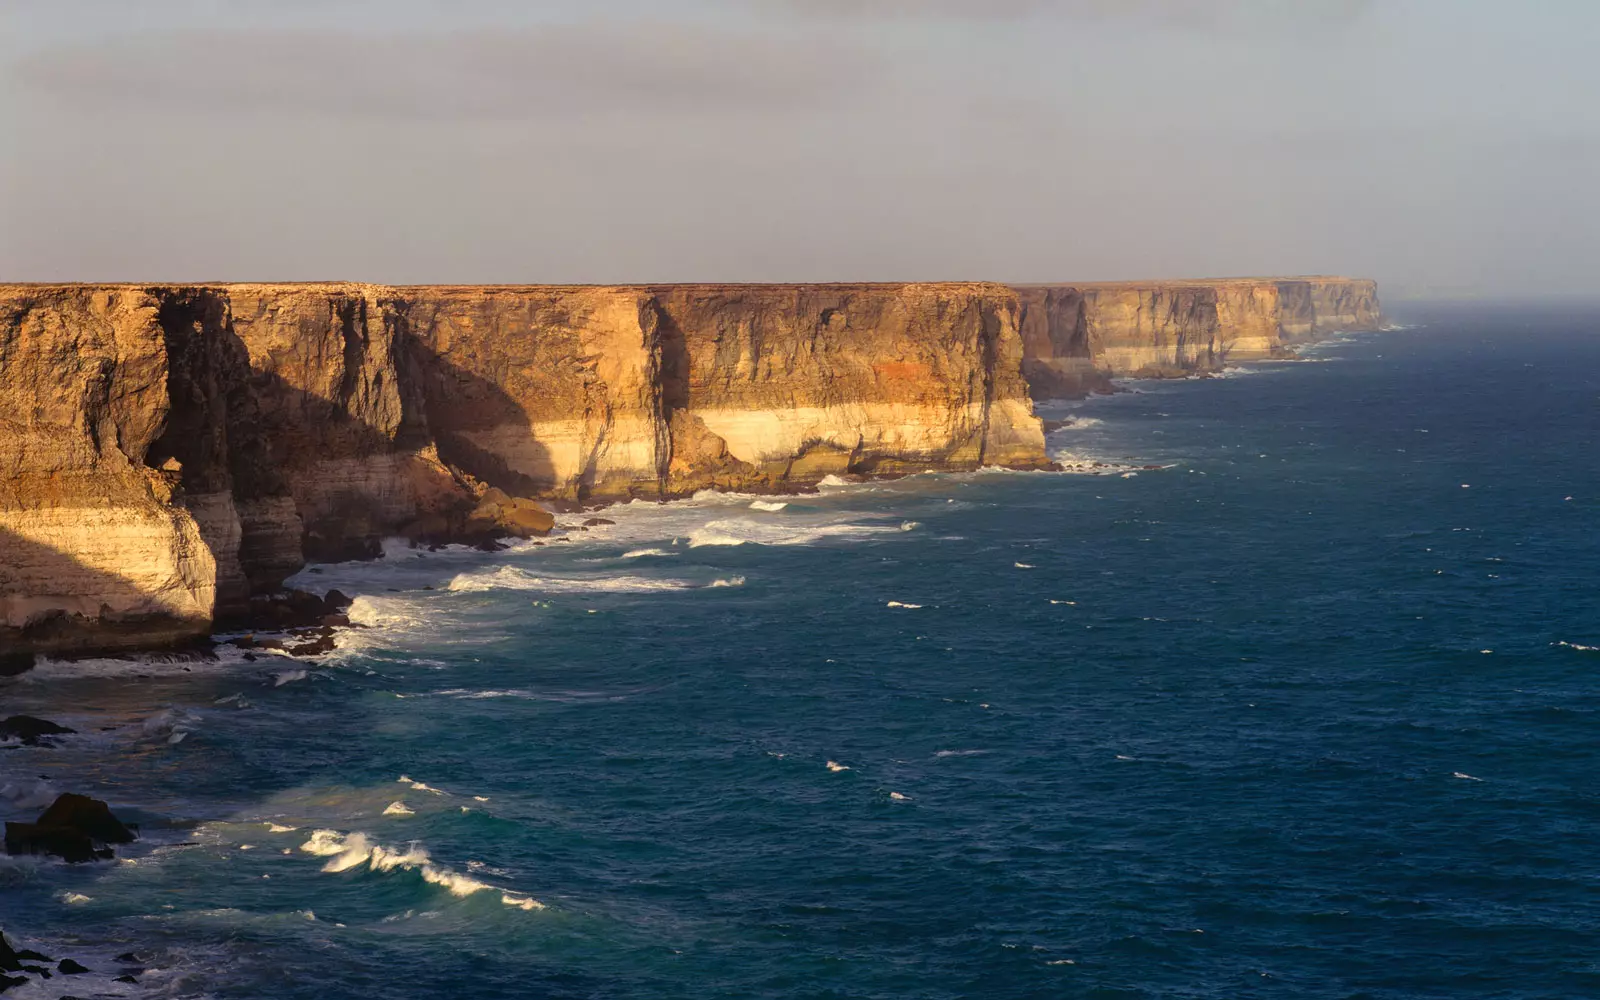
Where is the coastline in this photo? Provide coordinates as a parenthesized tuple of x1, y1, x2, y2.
(3, 319, 1404, 996)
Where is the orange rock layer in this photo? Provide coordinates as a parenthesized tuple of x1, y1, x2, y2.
(0, 277, 1378, 656)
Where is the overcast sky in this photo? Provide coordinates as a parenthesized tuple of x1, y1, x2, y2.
(2, 0, 1596, 297)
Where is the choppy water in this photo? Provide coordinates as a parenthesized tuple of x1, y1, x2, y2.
(4, 304, 1600, 999)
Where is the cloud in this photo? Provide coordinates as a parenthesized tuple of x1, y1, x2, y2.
(12, 21, 882, 121)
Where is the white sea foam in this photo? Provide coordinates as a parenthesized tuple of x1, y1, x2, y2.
(383, 801, 415, 816)
(273, 668, 309, 687)
(622, 548, 677, 559)
(142, 707, 199, 744)
(889, 792, 911, 801)
(266, 823, 298, 833)
(1555, 641, 1599, 652)
(1, 778, 58, 810)
(398, 775, 447, 795)
(749, 500, 789, 511)
(1015, 562, 1035, 569)
(1453, 772, 1483, 781)
(935, 749, 990, 758)
(708, 576, 746, 588)
(687, 517, 904, 548)
(298, 829, 543, 908)
(58, 891, 92, 904)
(447, 566, 699, 594)
(826, 760, 850, 772)
(886, 601, 923, 609)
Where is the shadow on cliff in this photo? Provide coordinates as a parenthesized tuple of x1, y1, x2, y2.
(144, 293, 558, 572)
(403, 340, 556, 500)
(0, 527, 210, 667)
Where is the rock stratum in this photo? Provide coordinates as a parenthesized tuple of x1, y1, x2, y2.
(0, 277, 1378, 658)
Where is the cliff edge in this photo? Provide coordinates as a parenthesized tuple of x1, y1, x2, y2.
(0, 276, 1378, 660)
(1, 281, 1047, 657)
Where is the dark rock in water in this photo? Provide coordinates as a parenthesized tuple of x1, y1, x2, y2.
(0, 652, 33, 677)
(0, 974, 26, 992)
(286, 634, 336, 657)
(4, 822, 111, 863)
(0, 715, 76, 746)
(116, 974, 141, 983)
(57, 959, 90, 974)
(12, 950, 49, 965)
(583, 517, 616, 526)
(17, 965, 46, 977)
(38, 794, 135, 845)
(323, 589, 353, 612)
(5, 792, 135, 862)
(0, 933, 31, 971)
(114, 954, 140, 964)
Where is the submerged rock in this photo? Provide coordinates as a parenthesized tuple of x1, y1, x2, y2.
(0, 716, 76, 747)
(4, 792, 135, 863)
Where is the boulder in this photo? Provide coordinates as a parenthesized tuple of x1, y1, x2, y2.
(4, 793, 135, 863)
(57, 959, 89, 974)
(0, 716, 76, 747)
(39, 792, 137, 843)
(498, 501, 556, 538)
(4, 822, 110, 863)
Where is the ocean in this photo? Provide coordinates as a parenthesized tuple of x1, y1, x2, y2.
(4, 303, 1599, 999)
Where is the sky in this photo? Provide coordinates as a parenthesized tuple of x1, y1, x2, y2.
(1, 0, 1596, 297)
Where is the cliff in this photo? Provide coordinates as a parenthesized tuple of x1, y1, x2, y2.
(1015, 277, 1381, 397)
(0, 281, 1047, 657)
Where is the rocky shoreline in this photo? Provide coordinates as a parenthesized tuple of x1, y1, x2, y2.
(0, 277, 1379, 664)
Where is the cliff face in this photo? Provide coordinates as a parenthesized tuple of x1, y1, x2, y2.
(0, 281, 1046, 656)
(1016, 277, 1381, 397)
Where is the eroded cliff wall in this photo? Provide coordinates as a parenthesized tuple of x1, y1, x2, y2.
(1015, 277, 1381, 398)
(0, 281, 1047, 656)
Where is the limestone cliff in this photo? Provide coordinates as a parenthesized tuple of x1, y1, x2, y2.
(1016, 277, 1381, 398)
(0, 281, 1046, 657)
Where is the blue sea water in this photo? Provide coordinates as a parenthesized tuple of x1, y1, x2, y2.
(4, 304, 1600, 999)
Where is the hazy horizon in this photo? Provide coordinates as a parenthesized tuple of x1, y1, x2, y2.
(2, 0, 1595, 299)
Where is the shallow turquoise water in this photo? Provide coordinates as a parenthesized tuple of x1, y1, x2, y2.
(4, 305, 1600, 998)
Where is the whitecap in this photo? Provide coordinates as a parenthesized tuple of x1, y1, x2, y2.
(1, 778, 58, 810)
(825, 760, 850, 772)
(1555, 641, 1599, 652)
(886, 601, 923, 609)
(1049, 599, 1077, 605)
(383, 801, 415, 817)
(398, 776, 447, 796)
(688, 518, 904, 549)
(1453, 772, 1483, 781)
(266, 823, 298, 833)
(888, 792, 911, 801)
(273, 668, 309, 687)
(448, 566, 698, 594)
(1014, 562, 1035, 569)
(622, 548, 677, 559)
(749, 500, 789, 512)
(708, 576, 746, 588)
(59, 891, 92, 905)
(935, 749, 989, 758)
(297, 829, 543, 908)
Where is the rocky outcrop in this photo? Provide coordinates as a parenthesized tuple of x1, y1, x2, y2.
(1016, 277, 1381, 397)
(1, 281, 1048, 656)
